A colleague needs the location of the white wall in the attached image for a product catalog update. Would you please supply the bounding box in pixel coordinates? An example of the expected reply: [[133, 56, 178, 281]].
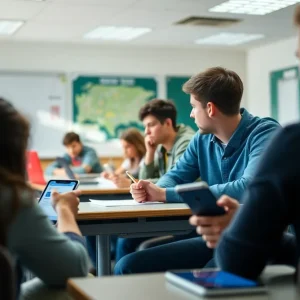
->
[[0, 41, 247, 104], [247, 36, 298, 117]]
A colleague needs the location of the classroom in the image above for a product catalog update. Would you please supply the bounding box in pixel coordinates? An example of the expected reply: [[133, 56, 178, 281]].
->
[[0, 1, 300, 300]]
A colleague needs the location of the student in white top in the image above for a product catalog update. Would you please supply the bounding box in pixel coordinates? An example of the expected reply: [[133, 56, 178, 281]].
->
[[101, 128, 146, 188]]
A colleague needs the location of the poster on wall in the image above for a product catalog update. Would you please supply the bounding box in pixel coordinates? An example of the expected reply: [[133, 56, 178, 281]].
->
[[270, 66, 300, 126], [72, 75, 157, 156]]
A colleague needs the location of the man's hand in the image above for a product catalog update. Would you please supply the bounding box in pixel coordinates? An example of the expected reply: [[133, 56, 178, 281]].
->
[[189, 195, 239, 248], [145, 135, 157, 153], [110, 174, 132, 188], [130, 180, 166, 203], [51, 190, 82, 217], [144, 136, 157, 165], [100, 171, 112, 179]]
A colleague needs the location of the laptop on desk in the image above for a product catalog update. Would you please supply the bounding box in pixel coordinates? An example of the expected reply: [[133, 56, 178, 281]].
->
[[56, 157, 101, 185], [26, 151, 47, 185]]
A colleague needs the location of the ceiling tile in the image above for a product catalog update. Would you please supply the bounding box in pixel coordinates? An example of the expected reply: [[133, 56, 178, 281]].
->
[[0, 0, 298, 50], [107, 8, 189, 28], [15, 20, 90, 40], [53, 0, 137, 6], [33, 2, 123, 24], [0, 0, 47, 20], [133, 0, 224, 13]]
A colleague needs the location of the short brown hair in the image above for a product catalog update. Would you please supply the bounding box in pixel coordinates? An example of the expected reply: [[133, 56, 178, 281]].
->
[[63, 132, 81, 146], [120, 128, 146, 160], [182, 67, 243, 115], [294, 5, 300, 25], [139, 99, 177, 130]]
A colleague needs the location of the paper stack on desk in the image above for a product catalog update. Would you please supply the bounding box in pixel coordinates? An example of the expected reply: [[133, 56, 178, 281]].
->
[[89, 199, 162, 207]]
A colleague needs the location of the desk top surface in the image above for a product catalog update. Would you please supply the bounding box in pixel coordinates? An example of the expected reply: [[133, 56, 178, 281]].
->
[[68, 266, 298, 300], [77, 202, 191, 220]]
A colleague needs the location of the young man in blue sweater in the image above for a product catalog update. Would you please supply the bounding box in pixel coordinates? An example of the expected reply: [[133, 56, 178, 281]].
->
[[191, 6, 300, 281], [114, 67, 280, 275]]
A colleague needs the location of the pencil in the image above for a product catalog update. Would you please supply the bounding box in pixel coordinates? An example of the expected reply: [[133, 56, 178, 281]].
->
[[125, 171, 138, 183]]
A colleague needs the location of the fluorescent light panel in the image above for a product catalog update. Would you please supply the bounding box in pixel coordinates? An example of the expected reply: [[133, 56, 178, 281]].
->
[[84, 26, 152, 41], [210, 0, 300, 15], [0, 20, 24, 35], [195, 32, 264, 45]]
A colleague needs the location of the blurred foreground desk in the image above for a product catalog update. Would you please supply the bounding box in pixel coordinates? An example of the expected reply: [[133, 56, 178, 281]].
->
[[77, 202, 192, 276], [68, 266, 299, 300]]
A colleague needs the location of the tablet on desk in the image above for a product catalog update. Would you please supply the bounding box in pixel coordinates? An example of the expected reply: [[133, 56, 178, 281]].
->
[[165, 269, 267, 297]]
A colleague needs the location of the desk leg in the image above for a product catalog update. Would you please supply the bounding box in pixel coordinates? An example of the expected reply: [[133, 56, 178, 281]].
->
[[96, 235, 111, 276]]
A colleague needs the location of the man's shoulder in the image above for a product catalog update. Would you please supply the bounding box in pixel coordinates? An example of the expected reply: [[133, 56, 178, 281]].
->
[[82, 145, 97, 154], [175, 125, 196, 144], [248, 115, 280, 135], [176, 130, 211, 149]]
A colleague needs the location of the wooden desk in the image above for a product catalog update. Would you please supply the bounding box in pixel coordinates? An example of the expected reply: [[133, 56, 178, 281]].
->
[[77, 202, 191, 220], [30, 182, 130, 201], [77, 202, 192, 276], [68, 266, 298, 300]]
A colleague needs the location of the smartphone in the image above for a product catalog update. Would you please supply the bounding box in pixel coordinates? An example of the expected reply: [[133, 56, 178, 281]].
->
[[165, 269, 267, 297], [38, 179, 79, 221], [175, 182, 225, 216]]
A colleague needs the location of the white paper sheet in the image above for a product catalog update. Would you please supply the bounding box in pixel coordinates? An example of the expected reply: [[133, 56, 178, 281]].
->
[[89, 199, 162, 207]]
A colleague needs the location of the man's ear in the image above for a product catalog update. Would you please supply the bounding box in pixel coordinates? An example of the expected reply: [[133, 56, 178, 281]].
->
[[164, 118, 173, 127], [207, 102, 216, 118]]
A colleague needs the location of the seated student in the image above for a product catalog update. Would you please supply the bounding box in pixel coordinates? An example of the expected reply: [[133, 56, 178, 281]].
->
[[86, 128, 146, 267], [115, 99, 195, 262], [114, 66, 280, 275], [211, 6, 300, 280], [101, 128, 146, 188], [45, 131, 102, 176], [138, 99, 195, 183], [0, 98, 89, 299]]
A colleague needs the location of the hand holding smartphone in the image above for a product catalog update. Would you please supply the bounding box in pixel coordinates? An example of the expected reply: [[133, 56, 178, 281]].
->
[[175, 182, 225, 216], [38, 179, 79, 221]]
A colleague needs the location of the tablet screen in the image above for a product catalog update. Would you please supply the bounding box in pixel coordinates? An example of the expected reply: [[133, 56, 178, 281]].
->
[[171, 270, 259, 289], [38, 180, 78, 221]]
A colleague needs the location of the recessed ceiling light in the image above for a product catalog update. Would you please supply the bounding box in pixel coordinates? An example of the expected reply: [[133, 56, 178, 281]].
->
[[0, 20, 24, 35], [84, 26, 152, 41], [195, 32, 264, 45], [210, 0, 300, 15]]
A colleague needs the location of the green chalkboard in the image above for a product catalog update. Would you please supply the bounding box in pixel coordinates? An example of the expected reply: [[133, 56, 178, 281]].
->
[[166, 76, 198, 131], [73, 75, 157, 140]]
